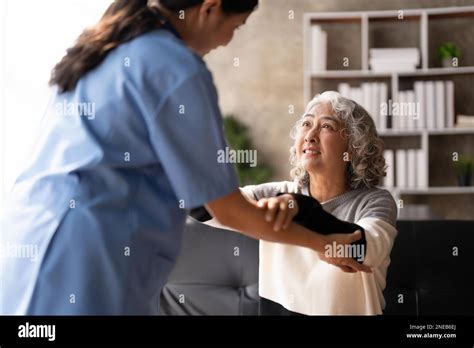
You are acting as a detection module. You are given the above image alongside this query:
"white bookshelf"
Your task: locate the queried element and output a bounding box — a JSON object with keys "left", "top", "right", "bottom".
{"left": 303, "top": 6, "right": 474, "bottom": 198}
{"left": 309, "top": 66, "right": 474, "bottom": 79}
{"left": 303, "top": 6, "right": 474, "bottom": 103}
{"left": 395, "top": 186, "right": 474, "bottom": 195}
{"left": 381, "top": 186, "right": 474, "bottom": 202}
{"left": 379, "top": 128, "right": 474, "bottom": 137}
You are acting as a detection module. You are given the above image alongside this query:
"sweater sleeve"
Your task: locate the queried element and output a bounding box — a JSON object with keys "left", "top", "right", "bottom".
{"left": 355, "top": 189, "right": 398, "bottom": 268}
{"left": 284, "top": 193, "right": 367, "bottom": 263}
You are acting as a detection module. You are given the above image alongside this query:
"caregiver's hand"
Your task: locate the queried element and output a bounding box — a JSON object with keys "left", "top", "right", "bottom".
{"left": 319, "top": 232, "right": 372, "bottom": 273}
{"left": 256, "top": 194, "right": 298, "bottom": 232}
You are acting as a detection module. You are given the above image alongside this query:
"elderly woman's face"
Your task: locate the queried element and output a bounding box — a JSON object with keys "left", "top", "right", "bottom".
{"left": 295, "top": 102, "right": 349, "bottom": 176}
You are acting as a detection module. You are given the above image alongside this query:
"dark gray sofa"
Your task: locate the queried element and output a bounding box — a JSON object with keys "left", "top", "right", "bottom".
{"left": 160, "top": 217, "right": 474, "bottom": 315}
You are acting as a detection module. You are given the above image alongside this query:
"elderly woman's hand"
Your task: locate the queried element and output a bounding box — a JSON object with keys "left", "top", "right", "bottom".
{"left": 256, "top": 194, "right": 299, "bottom": 232}
{"left": 319, "top": 231, "right": 372, "bottom": 273}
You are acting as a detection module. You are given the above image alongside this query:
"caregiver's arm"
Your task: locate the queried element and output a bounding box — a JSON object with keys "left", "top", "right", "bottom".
{"left": 206, "top": 189, "right": 363, "bottom": 256}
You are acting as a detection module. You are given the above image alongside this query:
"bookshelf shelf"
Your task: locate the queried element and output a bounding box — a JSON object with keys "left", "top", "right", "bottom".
{"left": 426, "top": 128, "right": 474, "bottom": 135}
{"left": 307, "top": 66, "right": 474, "bottom": 79}
{"left": 383, "top": 186, "right": 474, "bottom": 195}
{"left": 378, "top": 130, "right": 422, "bottom": 137}
{"left": 379, "top": 128, "right": 474, "bottom": 137}
{"left": 304, "top": 6, "right": 474, "bottom": 198}
{"left": 304, "top": 7, "right": 474, "bottom": 22}
{"left": 307, "top": 70, "right": 394, "bottom": 78}
{"left": 399, "top": 67, "right": 474, "bottom": 76}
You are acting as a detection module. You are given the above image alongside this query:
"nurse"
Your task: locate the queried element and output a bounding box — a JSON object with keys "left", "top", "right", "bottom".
{"left": 0, "top": 0, "right": 369, "bottom": 315}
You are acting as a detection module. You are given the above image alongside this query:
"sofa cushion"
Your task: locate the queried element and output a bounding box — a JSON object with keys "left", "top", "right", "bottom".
{"left": 382, "top": 288, "right": 418, "bottom": 315}
{"left": 161, "top": 283, "right": 259, "bottom": 315}
{"left": 415, "top": 220, "right": 474, "bottom": 291}
{"left": 161, "top": 217, "right": 259, "bottom": 315}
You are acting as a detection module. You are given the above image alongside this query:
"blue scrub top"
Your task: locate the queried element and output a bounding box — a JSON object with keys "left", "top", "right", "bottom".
{"left": 0, "top": 29, "right": 239, "bottom": 315}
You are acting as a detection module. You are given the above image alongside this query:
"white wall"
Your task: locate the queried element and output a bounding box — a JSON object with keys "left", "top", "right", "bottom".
{"left": 0, "top": 0, "right": 112, "bottom": 212}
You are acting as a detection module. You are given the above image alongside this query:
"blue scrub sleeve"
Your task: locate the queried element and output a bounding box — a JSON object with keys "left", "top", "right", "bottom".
{"left": 148, "top": 70, "right": 239, "bottom": 209}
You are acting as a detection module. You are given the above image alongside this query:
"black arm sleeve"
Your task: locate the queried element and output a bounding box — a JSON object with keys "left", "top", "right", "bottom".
{"left": 189, "top": 206, "right": 213, "bottom": 222}
{"left": 279, "top": 193, "right": 367, "bottom": 263}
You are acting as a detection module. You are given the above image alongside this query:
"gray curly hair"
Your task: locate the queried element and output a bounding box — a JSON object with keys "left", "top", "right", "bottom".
{"left": 289, "top": 91, "right": 387, "bottom": 190}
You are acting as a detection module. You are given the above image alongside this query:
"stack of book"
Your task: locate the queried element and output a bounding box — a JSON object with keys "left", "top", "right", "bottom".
{"left": 338, "top": 82, "right": 389, "bottom": 131}
{"left": 455, "top": 115, "right": 474, "bottom": 128}
{"left": 369, "top": 48, "right": 420, "bottom": 72}
{"left": 392, "top": 80, "right": 455, "bottom": 130}
{"left": 338, "top": 80, "right": 456, "bottom": 131}
{"left": 383, "top": 149, "right": 428, "bottom": 189}
{"left": 311, "top": 25, "right": 327, "bottom": 71}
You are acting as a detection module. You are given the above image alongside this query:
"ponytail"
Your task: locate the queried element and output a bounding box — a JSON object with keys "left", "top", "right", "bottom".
{"left": 50, "top": 0, "right": 258, "bottom": 93}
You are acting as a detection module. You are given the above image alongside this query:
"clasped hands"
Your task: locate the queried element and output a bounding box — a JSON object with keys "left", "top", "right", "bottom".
{"left": 256, "top": 194, "right": 372, "bottom": 274}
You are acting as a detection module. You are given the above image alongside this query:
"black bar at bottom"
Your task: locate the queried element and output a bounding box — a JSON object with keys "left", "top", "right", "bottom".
{"left": 0, "top": 315, "right": 473, "bottom": 345}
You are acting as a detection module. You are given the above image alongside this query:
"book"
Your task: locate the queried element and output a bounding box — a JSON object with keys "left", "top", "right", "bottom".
{"left": 370, "top": 48, "right": 420, "bottom": 62}
{"left": 414, "top": 81, "right": 425, "bottom": 129}
{"left": 398, "top": 91, "right": 407, "bottom": 129}
{"left": 406, "top": 90, "right": 416, "bottom": 130}
{"left": 379, "top": 83, "right": 388, "bottom": 131}
{"left": 369, "top": 60, "right": 418, "bottom": 72}
{"left": 455, "top": 115, "right": 474, "bottom": 128}
{"left": 396, "top": 149, "right": 407, "bottom": 188}
{"left": 362, "top": 83, "right": 372, "bottom": 117}
{"left": 391, "top": 93, "right": 398, "bottom": 130}
{"left": 311, "top": 26, "right": 327, "bottom": 71}
{"left": 445, "top": 81, "right": 455, "bottom": 129}
{"left": 370, "top": 83, "right": 380, "bottom": 130}
{"left": 369, "top": 48, "right": 420, "bottom": 72}
{"left": 338, "top": 83, "right": 351, "bottom": 98}
{"left": 350, "top": 87, "right": 363, "bottom": 106}
{"left": 407, "top": 149, "right": 417, "bottom": 188}
{"left": 416, "top": 149, "right": 428, "bottom": 188}
{"left": 435, "top": 81, "right": 445, "bottom": 129}
{"left": 383, "top": 149, "right": 395, "bottom": 188}
{"left": 425, "top": 81, "right": 436, "bottom": 129}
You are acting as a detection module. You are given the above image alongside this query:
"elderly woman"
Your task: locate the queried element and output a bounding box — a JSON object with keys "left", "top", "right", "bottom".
{"left": 238, "top": 91, "right": 398, "bottom": 315}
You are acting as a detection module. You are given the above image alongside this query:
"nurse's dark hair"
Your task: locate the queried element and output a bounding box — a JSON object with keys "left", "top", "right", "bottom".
{"left": 49, "top": 0, "right": 258, "bottom": 93}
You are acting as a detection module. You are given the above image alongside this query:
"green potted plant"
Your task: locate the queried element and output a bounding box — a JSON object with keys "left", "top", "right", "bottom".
{"left": 438, "top": 42, "right": 461, "bottom": 68}
{"left": 452, "top": 154, "right": 473, "bottom": 187}
{"left": 223, "top": 115, "right": 273, "bottom": 185}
